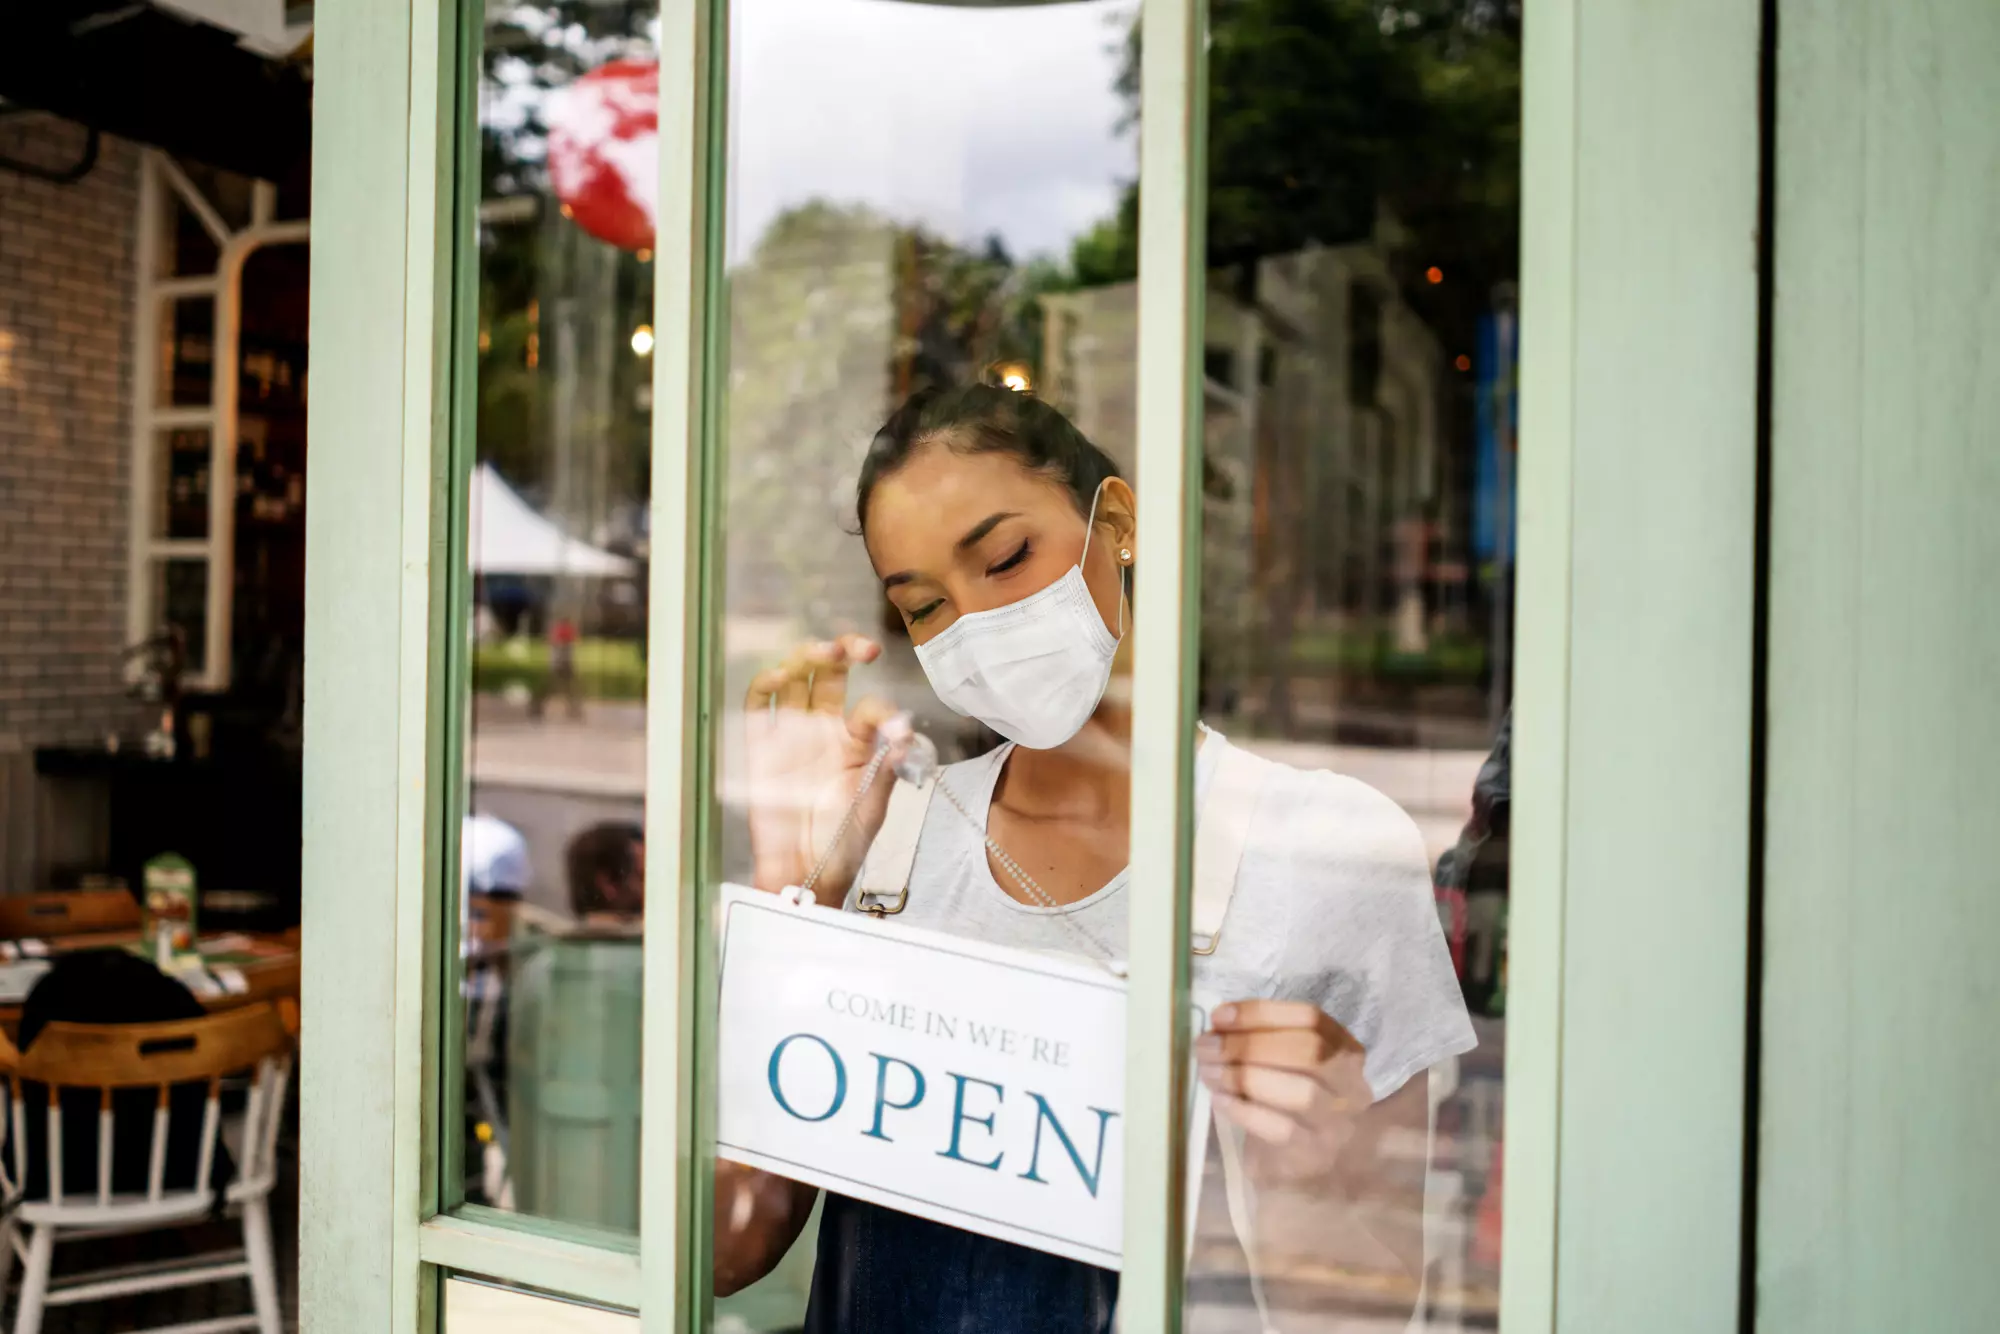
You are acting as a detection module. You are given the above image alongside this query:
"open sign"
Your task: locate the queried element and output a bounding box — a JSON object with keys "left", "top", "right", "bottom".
{"left": 715, "top": 886, "right": 1208, "bottom": 1269}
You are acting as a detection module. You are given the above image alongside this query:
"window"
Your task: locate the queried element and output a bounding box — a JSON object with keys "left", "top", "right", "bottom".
{"left": 127, "top": 153, "right": 308, "bottom": 691}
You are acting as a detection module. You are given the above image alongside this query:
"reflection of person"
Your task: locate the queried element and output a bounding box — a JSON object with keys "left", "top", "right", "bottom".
{"left": 565, "top": 821, "right": 644, "bottom": 922}
{"left": 463, "top": 813, "right": 530, "bottom": 900}
{"left": 1436, "top": 708, "right": 1510, "bottom": 1016}
{"left": 540, "top": 615, "right": 581, "bottom": 721}
{"left": 724, "top": 386, "right": 1473, "bottom": 1330}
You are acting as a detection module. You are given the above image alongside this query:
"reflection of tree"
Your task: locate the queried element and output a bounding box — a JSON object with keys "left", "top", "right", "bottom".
{"left": 1074, "top": 0, "right": 1521, "bottom": 743}
{"left": 475, "top": 4, "right": 657, "bottom": 515}
{"left": 724, "top": 202, "right": 1062, "bottom": 627}
{"left": 481, "top": 3, "right": 654, "bottom": 199}
{"left": 1094, "top": 0, "right": 1519, "bottom": 351}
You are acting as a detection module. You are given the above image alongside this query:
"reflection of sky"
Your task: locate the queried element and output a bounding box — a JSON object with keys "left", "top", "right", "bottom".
{"left": 481, "top": 0, "right": 1134, "bottom": 260}
{"left": 731, "top": 0, "right": 1136, "bottom": 262}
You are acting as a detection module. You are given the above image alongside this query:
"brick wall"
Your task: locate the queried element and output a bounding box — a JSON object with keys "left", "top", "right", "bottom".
{"left": 0, "top": 114, "right": 140, "bottom": 753}
{"left": 0, "top": 115, "right": 141, "bottom": 888}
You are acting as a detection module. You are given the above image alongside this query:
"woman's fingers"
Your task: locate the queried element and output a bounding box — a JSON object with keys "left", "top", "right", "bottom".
{"left": 1197, "top": 1059, "right": 1325, "bottom": 1115}
{"left": 744, "top": 665, "right": 793, "bottom": 712}
{"left": 1211, "top": 1092, "right": 1304, "bottom": 1147}
{"left": 1195, "top": 1027, "right": 1337, "bottom": 1071}
{"left": 744, "top": 638, "right": 881, "bottom": 714}
{"left": 806, "top": 635, "right": 881, "bottom": 714}
{"left": 1210, "top": 998, "right": 1346, "bottom": 1036}
{"left": 845, "top": 695, "right": 902, "bottom": 745}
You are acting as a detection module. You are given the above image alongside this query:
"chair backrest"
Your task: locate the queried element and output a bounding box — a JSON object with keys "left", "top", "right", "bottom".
{"left": 0, "top": 889, "right": 143, "bottom": 941}
{"left": 2, "top": 1003, "right": 292, "bottom": 1209}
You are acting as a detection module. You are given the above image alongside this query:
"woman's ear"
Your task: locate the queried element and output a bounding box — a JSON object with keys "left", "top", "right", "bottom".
{"left": 1098, "top": 477, "right": 1139, "bottom": 561}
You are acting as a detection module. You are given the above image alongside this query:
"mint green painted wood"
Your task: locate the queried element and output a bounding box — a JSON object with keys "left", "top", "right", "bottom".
{"left": 1122, "top": 0, "right": 1206, "bottom": 1328}
{"left": 301, "top": 0, "right": 454, "bottom": 1329}
{"left": 422, "top": 1213, "right": 642, "bottom": 1313}
{"left": 1557, "top": 3, "right": 1760, "bottom": 1330}
{"left": 1760, "top": 3, "right": 2000, "bottom": 1330}
{"left": 509, "top": 936, "right": 646, "bottom": 1234}
{"left": 1501, "top": 2, "right": 1579, "bottom": 1328}
{"left": 1508, "top": 3, "right": 1762, "bottom": 1331}
{"left": 641, "top": 2, "right": 722, "bottom": 1331}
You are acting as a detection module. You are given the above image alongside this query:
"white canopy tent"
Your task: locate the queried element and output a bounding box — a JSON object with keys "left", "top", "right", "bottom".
{"left": 469, "top": 462, "right": 636, "bottom": 578}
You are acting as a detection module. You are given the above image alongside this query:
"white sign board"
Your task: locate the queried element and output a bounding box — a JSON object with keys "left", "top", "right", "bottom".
{"left": 716, "top": 883, "right": 1208, "bottom": 1271}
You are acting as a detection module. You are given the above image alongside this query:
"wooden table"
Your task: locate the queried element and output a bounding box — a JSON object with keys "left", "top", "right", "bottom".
{"left": 0, "top": 931, "right": 301, "bottom": 1040}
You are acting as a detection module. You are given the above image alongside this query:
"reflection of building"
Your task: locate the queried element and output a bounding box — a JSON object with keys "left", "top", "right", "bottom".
{"left": 1041, "top": 238, "right": 1485, "bottom": 744}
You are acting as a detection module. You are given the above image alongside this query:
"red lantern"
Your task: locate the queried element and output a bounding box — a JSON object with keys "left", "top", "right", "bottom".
{"left": 545, "top": 59, "right": 659, "bottom": 253}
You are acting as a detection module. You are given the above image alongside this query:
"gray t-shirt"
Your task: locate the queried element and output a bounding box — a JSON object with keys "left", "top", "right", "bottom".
{"left": 844, "top": 730, "right": 1476, "bottom": 1100}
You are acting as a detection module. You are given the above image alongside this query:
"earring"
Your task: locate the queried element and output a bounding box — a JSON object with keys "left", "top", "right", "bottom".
{"left": 1118, "top": 548, "right": 1132, "bottom": 564}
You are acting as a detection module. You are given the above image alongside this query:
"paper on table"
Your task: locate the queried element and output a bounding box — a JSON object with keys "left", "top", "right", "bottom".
{"left": 0, "top": 960, "right": 51, "bottom": 1004}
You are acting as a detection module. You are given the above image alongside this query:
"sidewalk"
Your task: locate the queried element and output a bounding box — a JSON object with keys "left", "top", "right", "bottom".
{"left": 469, "top": 699, "right": 1486, "bottom": 862}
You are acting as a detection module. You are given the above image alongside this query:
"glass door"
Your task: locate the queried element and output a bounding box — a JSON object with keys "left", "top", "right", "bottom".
{"left": 415, "top": 0, "right": 1521, "bottom": 1330}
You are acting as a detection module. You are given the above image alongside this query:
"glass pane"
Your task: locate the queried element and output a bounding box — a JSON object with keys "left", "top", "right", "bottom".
{"left": 708, "top": 1, "right": 1141, "bottom": 1328}
{"left": 449, "top": 0, "right": 659, "bottom": 1236}
{"left": 445, "top": 1276, "right": 637, "bottom": 1332}
{"left": 161, "top": 296, "right": 215, "bottom": 408}
{"left": 151, "top": 557, "right": 209, "bottom": 677}
{"left": 1180, "top": 3, "right": 1520, "bottom": 1328}
{"left": 154, "top": 428, "right": 211, "bottom": 540}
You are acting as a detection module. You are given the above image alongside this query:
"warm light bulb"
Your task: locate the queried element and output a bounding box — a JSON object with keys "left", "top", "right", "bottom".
{"left": 1002, "top": 372, "right": 1029, "bottom": 392}
{"left": 1426, "top": 266, "right": 1444, "bottom": 285}
{"left": 631, "top": 325, "right": 655, "bottom": 357}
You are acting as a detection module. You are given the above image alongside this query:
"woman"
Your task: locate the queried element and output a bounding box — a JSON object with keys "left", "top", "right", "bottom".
{"left": 721, "top": 385, "right": 1474, "bottom": 1331}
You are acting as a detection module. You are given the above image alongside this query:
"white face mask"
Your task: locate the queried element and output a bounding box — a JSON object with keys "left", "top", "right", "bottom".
{"left": 913, "top": 484, "right": 1124, "bottom": 750}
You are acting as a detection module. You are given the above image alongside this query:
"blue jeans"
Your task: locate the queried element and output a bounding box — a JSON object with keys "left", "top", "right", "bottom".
{"left": 804, "top": 1194, "right": 1118, "bottom": 1334}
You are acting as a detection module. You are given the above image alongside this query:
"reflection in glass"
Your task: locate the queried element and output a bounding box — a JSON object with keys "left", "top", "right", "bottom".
{"left": 706, "top": 2, "right": 1518, "bottom": 1331}
{"left": 711, "top": 0, "right": 1142, "bottom": 1327}
{"left": 451, "top": 0, "right": 658, "bottom": 1235}
{"left": 155, "top": 558, "right": 208, "bottom": 677}
{"left": 1179, "top": 3, "right": 1521, "bottom": 1327}
{"left": 154, "top": 429, "right": 211, "bottom": 540}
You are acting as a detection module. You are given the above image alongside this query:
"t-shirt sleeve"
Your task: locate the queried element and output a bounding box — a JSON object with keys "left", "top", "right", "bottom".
{"left": 1264, "top": 768, "right": 1477, "bottom": 1102}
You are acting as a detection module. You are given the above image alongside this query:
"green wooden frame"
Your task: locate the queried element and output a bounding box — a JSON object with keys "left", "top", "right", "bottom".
{"left": 298, "top": 0, "right": 1766, "bottom": 1330}
{"left": 1119, "top": 0, "right": 1207, "bottom": 1326}
{"left": 1759, "top": 2, "right": 2000, "bottom": 1330}
{"left": 1506, "top": 2, "right": 1763, "bottom": 1331}
{"left": 300, "top": 0, "right": 457, "bottom": 1329}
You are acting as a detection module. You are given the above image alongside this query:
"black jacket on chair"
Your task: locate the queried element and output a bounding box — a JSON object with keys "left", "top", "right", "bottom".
{"left": 10, "top": 950, "right": 235, "bottom": 1204}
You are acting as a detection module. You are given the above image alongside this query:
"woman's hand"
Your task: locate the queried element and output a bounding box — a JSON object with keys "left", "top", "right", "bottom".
{"left": 744, "top": 634, "right": 909, "bottom": 898}
{"left": 1198, "top": 1000, "right": 1431, "bottom": 1283}
{"left": 1195, "top": 999, "right": 1372, "bottom": 1181}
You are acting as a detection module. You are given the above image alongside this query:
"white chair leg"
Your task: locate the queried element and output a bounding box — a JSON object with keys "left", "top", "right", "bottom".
{"left": 243, "top": 1197, "right": 283, "bottom": 1334}
{"left": 12, "top": 1226, "right": 54, "bottom": 1334}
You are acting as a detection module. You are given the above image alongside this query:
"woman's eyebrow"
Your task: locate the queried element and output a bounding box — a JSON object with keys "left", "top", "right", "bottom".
{"left": 879, "top": 511, "right": 1021, "bottom": 588}
{"left": 954, "top": 511, "right": 1019, "bottom": 553}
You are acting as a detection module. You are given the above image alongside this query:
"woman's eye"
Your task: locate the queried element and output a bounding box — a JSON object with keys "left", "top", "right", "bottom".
{"left": 988, "top": 540, "right": 1031, "bottom": 575}
{"left": 908, "top": 599, "right": 944, "bottom": 624}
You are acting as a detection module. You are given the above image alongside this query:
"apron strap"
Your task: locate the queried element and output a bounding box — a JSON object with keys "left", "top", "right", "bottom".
{"left": 848, "top": 774, "right": 936, "bottom": 914}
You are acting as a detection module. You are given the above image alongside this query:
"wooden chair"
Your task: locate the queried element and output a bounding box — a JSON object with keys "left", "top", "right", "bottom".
{"left": 0, "top": 892, "right": 141, "bottom": 943}
{"left": 0, "top": 1004, "right": 293, "bottom": 1334}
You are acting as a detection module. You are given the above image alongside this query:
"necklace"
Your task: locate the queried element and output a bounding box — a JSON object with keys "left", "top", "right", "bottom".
{"left": 931, "top": 774, "right": 1128, "bottom": 976}
{"left": 802, "top": 728, "right": 1128, "bottom": 977}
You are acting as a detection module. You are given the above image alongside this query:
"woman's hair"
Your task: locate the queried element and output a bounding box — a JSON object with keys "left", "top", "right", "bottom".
{"left": 855, "top": 384, "right": 1123, "bottom": 534}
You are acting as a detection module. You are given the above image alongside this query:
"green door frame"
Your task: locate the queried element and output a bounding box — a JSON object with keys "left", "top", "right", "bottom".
{"left": 298, "top": 1, "right": 1764, "bottom": 1331}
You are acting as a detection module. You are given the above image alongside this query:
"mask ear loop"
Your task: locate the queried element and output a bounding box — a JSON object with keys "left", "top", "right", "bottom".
{"left": 1079, "top": 479, "right": 1130, "bottom": 640}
